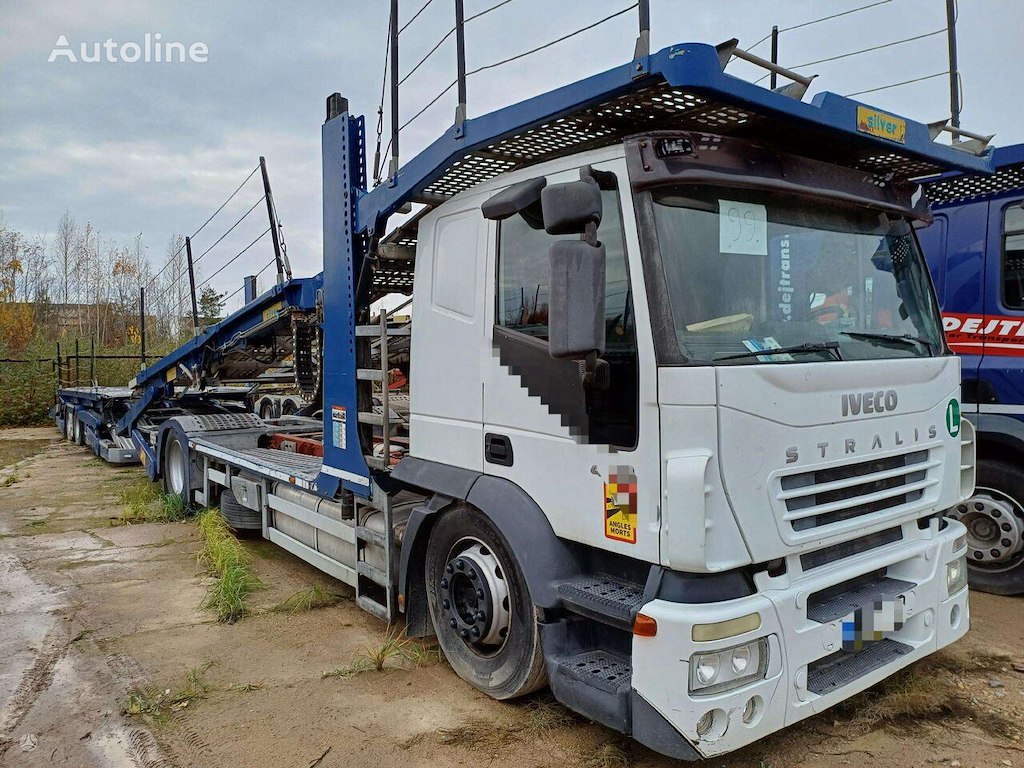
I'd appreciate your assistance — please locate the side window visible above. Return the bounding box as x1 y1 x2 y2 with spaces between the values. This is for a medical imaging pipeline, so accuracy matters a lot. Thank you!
495 181 639 448
1002 205 1024 309
497 188 633 342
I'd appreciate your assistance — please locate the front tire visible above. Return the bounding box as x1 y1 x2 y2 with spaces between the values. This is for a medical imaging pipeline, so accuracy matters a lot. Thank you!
425 504 547 700
948 458 1024 595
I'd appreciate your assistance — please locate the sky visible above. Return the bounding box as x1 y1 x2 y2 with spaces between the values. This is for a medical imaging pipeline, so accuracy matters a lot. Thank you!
1 0 1022 313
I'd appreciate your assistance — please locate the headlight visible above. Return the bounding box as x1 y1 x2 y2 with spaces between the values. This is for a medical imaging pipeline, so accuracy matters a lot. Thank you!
946 554 968 595
689 638 768 695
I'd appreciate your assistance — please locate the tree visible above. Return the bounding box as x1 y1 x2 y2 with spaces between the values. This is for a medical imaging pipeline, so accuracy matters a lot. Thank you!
198 286 225 326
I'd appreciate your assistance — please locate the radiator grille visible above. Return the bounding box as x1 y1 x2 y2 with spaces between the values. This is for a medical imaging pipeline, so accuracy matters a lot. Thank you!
778 450 938 533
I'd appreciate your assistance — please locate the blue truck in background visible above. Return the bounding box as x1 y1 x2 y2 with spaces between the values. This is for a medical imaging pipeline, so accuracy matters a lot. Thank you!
920 144 1024 594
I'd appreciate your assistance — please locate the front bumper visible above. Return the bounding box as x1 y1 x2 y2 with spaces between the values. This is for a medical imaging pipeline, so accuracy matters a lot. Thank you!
631 518 970 758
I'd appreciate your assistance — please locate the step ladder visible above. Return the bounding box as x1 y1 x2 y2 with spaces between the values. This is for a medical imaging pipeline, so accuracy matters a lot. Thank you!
354 298 411 471
352 483 407 622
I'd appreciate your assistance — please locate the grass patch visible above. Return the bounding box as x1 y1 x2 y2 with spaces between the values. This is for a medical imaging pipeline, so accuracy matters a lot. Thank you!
2 472 19 487
271 585 344 614
322 625 440 678
832 648 1022 739
424 694 577 752
114 479 191 525
583 741 630 768
197 508 260 622
122 663 214 722
26 517 46 528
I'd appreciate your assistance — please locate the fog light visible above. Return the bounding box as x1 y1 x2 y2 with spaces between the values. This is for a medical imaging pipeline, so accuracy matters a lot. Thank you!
742 696 762 725
694 654 720 685
695 711 714 737
946 554 968 595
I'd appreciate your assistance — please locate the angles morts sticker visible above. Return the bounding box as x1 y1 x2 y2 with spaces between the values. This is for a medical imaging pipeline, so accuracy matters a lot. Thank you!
604 466 638 544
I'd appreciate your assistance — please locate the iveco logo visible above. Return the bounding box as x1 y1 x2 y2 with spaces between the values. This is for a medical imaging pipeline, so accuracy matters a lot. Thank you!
842 390 898 417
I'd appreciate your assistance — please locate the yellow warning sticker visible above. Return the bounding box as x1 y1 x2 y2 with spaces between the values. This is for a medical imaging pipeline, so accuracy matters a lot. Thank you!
856 105 906 144
604 466 637 544
262 301 284 321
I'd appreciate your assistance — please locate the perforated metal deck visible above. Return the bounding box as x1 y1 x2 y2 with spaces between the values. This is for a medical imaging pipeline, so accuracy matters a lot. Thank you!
806 576 913 624
557 574 646 629
806 638 912 696
925 161 1024 204
557 650 632 695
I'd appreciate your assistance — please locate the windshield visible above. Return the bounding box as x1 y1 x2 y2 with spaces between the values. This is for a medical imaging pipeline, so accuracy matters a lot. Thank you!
648 185 943 364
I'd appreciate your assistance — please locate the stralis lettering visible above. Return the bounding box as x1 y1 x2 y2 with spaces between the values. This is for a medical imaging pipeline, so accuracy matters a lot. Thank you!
842 389 898 417
785 423 937 463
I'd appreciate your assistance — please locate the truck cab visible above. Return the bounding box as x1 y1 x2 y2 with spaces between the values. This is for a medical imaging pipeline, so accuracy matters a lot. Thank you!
920 144 1024 594
401 123 978 756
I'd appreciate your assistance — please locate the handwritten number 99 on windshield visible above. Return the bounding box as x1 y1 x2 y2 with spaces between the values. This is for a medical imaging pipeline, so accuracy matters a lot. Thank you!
725 205 757 246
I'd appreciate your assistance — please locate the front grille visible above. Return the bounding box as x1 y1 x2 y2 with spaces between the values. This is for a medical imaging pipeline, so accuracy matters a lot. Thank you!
779 450 938 533
800 526 903 570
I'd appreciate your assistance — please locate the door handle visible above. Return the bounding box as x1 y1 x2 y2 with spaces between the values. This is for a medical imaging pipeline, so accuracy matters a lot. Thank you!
484 433 513 466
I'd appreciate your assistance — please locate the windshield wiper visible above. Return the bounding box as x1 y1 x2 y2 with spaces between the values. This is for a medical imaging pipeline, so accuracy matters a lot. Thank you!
713 341 843 363
839 331 934 355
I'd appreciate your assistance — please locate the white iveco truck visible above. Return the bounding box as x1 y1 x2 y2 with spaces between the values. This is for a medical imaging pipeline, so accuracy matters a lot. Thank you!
57 31 990 759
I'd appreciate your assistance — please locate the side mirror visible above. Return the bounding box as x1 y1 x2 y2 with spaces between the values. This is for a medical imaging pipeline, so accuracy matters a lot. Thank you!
542 175 606 362
541 178 602 234
548 239 606 359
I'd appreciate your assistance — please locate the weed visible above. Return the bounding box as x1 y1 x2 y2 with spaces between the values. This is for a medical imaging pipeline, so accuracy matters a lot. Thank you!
271 585 343 614
197 508 260 622
228 681 264 693
113 479 162 525
438 716 518 751
833 649 1021 739
2 472 19 487
323 626 439 678
521 695 577 734
122 665 213 721
26 518 46 528
583 741 630 768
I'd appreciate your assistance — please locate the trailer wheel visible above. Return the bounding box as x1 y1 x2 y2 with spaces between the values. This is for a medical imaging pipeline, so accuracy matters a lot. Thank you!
425 504 547 700
64 408 75 442
948 459 1024 595
281 398 298 416
259 400 275 420
161 433 191 506
74 416 85 446
220 489 262 535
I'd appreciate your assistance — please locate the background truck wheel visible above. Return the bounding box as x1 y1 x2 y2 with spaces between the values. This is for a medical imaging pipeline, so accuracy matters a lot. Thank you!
161 433 192 506
948 458 1024 595
425 504 547 700
259 400 275 420
74 415 85 446
64 409 75 441
220 489 261 535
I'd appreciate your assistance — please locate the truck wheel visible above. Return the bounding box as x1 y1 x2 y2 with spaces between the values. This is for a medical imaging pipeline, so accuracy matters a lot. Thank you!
948 459 1024 595
74 416 85 446
425 504 547 700
281 399 298 416
259 400 275 420
64 409 75 441
220 489 261 535
161 433 191 506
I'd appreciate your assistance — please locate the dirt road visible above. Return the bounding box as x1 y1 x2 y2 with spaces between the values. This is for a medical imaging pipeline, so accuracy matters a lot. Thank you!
1 427 1022 768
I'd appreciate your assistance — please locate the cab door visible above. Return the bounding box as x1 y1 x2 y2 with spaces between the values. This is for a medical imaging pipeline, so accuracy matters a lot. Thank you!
480 158 662 564
924 201 988 412
977 197 1024 413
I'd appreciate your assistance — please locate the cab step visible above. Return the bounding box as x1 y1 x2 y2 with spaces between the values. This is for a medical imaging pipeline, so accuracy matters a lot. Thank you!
549 649 631 731
556 574 645 631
